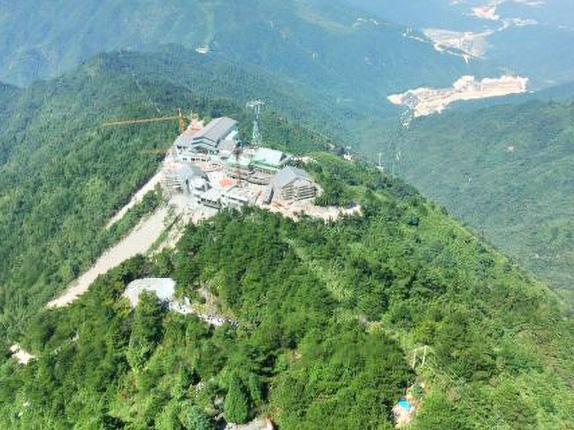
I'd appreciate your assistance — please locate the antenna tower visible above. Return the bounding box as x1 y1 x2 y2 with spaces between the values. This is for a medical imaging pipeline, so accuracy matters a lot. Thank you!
246 100 265 147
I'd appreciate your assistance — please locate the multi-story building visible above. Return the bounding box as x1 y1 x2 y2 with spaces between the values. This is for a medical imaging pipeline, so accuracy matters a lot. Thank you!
271 166 317 201
175 117 239 156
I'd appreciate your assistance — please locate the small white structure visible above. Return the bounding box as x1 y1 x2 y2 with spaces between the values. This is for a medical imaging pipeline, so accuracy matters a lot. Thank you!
200 188 225 209
164 163 211 198
123 278 177 308
226 147 293 185
189 176 210 199
123 279 236 325
222 187 256 209
178 165 208 194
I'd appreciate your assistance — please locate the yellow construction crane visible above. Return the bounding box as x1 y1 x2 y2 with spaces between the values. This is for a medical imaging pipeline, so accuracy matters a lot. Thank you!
102 109 189 133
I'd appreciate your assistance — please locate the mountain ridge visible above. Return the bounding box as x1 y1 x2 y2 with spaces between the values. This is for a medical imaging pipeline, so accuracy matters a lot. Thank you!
375 97 574 294
0 0 497 102
0 50 345 342
344 0 574 89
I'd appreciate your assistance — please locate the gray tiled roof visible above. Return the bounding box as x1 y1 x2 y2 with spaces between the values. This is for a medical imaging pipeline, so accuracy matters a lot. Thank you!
193 117 238 144
174 132 195 148
272 166 311 188
178 164 205 180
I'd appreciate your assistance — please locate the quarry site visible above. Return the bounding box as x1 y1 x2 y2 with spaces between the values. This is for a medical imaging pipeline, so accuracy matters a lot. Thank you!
388 75 528 117
470 0 544 22
423 4 538 61
394 1 538 120
423 28 493 59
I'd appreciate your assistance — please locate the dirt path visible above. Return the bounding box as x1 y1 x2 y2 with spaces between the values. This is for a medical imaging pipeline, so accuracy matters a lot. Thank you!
47 195 216 309
152 194 218 254
258 199 362 223
47 193 359 309
47 206 171 308
106 171 163 229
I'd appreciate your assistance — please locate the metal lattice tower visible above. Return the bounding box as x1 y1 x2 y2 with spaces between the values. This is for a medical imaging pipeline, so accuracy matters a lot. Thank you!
246 100 265 147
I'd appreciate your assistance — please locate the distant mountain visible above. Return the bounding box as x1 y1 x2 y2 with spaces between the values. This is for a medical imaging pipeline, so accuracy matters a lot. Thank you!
487 24 574 87
375 98 574 293
342 0 478 30
345 0 574 32
84 47 357 131
0 0 495 108
345 0 574 88
533 80 574 102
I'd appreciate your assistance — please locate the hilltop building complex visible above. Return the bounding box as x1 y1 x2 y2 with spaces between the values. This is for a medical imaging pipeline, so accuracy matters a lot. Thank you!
163 117 317 212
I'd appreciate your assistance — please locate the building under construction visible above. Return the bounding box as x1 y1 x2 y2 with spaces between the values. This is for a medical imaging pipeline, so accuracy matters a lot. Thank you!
226 147 293 185
271 166 316 201
163 115 316 209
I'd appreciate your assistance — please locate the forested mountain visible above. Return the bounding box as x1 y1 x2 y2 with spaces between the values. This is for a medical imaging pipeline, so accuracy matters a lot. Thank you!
0 52 339 343
375 99 574 294
0 0 494 106
1 51 574 429
345 0 574 88
82 47 366 135
342 0 475 30
2 127 574 428
0 82 20 129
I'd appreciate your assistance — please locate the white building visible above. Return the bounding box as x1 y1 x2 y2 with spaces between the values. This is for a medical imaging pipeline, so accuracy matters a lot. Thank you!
123 278 194 315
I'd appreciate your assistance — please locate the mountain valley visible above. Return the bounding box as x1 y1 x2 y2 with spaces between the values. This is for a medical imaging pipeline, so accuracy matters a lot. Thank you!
345 0 574 88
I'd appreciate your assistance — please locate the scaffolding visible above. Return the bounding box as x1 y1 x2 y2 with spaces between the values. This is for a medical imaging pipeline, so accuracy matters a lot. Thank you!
162 150 184 195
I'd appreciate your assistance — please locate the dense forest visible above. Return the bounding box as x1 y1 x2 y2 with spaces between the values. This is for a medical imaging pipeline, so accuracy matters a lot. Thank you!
0 57 335 344
2 152 574 428
373 99 574 295
2 49 574 429
85 48 360 137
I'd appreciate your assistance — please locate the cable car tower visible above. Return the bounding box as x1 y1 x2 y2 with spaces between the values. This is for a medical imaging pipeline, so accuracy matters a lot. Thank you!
246 100 265 147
